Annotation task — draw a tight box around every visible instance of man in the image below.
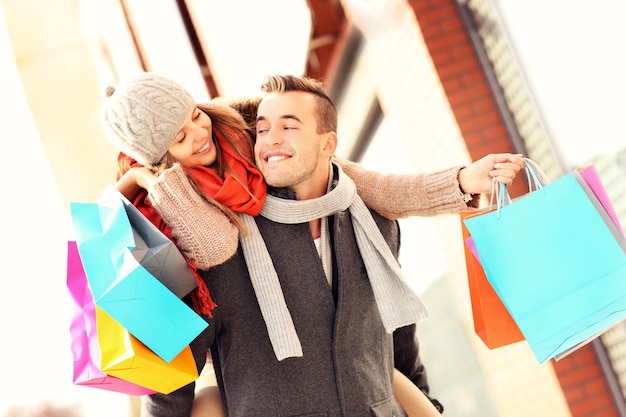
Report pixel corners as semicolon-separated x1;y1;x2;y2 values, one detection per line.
142;74;523;416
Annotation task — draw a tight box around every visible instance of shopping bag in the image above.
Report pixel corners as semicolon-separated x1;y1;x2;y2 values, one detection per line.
117;187;197;298
70;187;208;363
67;240;156;395
464;159;626;363
96;306;199;395
460;210;525;349
578;163;624;237
462;162;624;351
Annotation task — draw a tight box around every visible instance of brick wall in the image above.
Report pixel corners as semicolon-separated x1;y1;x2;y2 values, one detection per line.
407;0;527;198
406;0;620;416
553;344;619;417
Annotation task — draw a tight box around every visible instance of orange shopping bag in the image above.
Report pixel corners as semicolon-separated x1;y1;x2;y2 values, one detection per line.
460;210;525;349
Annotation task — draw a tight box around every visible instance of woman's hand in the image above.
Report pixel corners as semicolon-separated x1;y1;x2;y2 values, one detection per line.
114;167;156;200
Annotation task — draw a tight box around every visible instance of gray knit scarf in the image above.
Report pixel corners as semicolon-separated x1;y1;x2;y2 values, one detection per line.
239;163;429;361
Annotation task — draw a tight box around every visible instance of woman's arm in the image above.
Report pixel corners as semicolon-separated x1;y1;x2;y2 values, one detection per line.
393;368;442;417
147;164;240;269
115;165;239;269
115;166;156;200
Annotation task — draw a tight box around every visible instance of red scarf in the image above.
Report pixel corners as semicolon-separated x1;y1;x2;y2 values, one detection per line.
117;125;266;317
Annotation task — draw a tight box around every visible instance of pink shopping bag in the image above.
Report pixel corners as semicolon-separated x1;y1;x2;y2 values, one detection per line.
579;163;624;236
67;240;155;395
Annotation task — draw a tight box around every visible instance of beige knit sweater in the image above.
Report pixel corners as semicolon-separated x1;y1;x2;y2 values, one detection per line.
148;166;239;270
148;157;477;270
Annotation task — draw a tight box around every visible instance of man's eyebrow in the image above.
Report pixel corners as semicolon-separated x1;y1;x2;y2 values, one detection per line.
256;114;303;124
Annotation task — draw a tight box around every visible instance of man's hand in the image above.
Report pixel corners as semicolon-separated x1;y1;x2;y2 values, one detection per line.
458;153;525;195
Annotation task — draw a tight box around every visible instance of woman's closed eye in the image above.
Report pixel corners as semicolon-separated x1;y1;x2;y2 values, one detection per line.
175;132;186;144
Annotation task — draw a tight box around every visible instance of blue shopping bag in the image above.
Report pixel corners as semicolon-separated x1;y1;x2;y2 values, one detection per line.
70;187;208;363
464;159;626;363
67;241;157;395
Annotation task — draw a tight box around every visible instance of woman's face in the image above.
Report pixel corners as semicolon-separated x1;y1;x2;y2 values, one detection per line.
167;107;217;167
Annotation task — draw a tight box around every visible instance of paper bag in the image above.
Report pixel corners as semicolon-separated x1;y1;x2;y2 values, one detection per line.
464;160;626;363
67;240;156;395
113;186;197;298
70;188;208;362
96;307;199;395
460;211;524;349
578;163;624;236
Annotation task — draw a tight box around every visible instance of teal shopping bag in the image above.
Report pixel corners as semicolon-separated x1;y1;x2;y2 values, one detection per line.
67;241;157;395
464;160;626;363
70;188;208;363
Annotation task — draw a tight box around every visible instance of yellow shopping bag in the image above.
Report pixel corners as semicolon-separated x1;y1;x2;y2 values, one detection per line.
96;307;199;394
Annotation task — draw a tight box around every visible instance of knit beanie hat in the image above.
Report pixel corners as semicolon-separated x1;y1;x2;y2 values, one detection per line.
100;73;196;165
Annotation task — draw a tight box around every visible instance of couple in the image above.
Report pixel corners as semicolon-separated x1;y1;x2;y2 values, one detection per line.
103;72;524;417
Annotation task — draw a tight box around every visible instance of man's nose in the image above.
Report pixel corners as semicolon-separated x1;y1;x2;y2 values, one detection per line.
266;128;283;145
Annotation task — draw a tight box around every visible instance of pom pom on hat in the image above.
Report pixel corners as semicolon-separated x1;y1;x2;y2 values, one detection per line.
100;73;196;165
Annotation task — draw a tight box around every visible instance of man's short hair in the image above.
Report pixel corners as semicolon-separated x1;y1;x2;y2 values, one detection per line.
260;74;338;134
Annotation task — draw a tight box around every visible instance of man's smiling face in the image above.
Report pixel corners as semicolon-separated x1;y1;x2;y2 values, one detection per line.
255;91;334;199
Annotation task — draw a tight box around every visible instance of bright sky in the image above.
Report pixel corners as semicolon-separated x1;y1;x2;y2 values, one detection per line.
2;1;624;416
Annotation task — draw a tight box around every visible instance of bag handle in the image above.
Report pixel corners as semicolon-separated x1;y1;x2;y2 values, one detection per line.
523;157;550;192
488;180;510;219
491;158;551;219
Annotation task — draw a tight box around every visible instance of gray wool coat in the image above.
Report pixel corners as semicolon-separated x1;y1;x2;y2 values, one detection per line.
143;188;440;417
